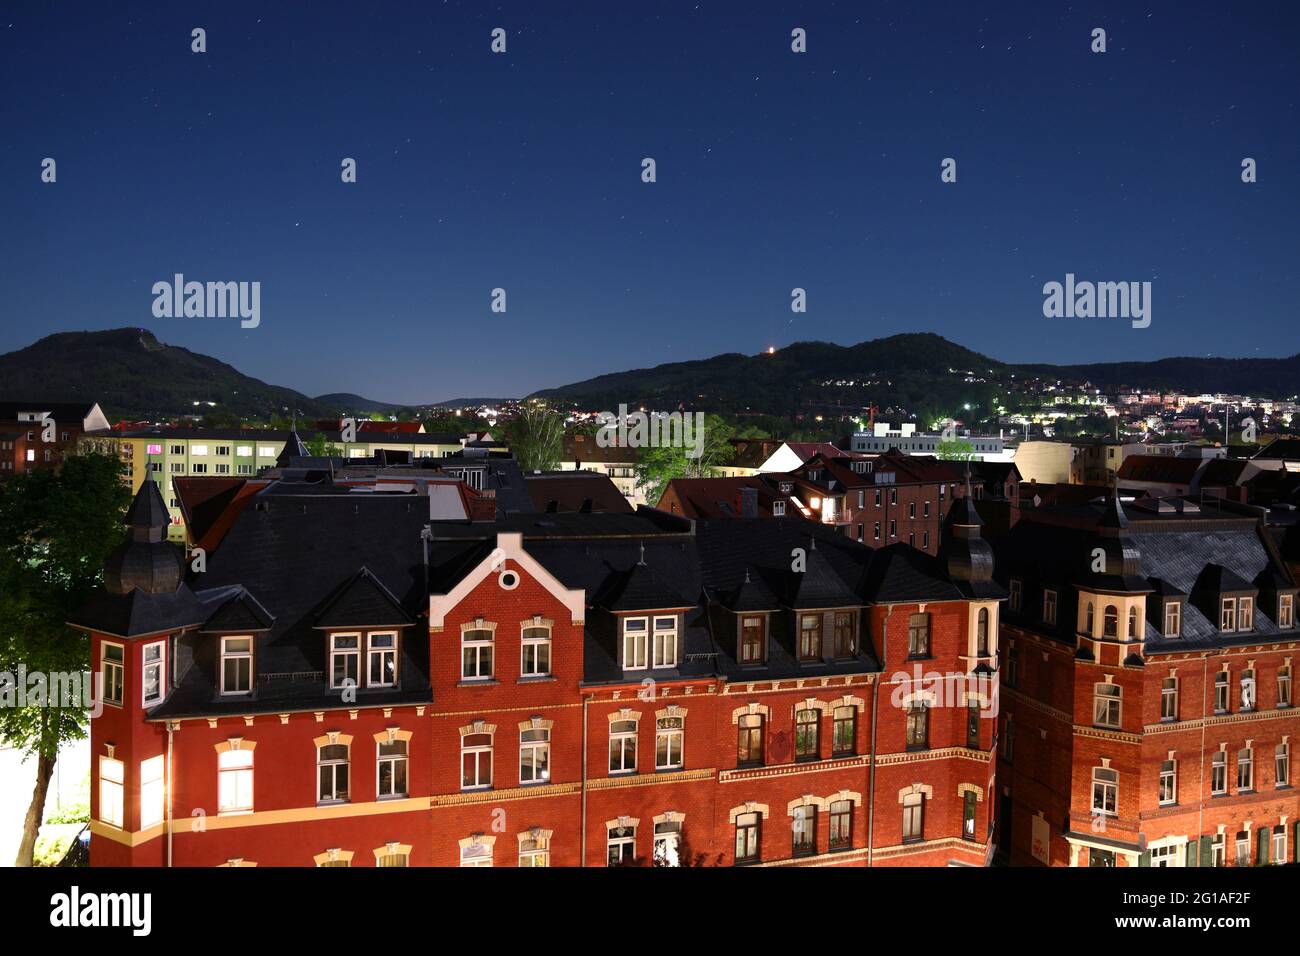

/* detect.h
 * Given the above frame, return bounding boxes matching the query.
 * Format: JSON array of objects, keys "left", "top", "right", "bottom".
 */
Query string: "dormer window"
[
  {"left": 368, "top": 633, "right": 398, "bottom": 687},
  {"left": 622, "top": 617, "right": 649, "bottom": 669},
  {"left": 330, "top": 634, "right": 360, "bottom": 688},
  {"left": 1163, "top": 601, "right": 1181, "bottom": 637},
  {"left": 1043, "top": 589, "right": 1057, "bottom": 626},
  {"left": 799, "top": 614, "right": 822, "bottom": 661},
  {"left": 1238, "top": 597, "right": 1254, "bottom": 632},
  {"left": 740, "top": 615, "right": 766, "bottom": 664},
  {"left": 1281, "top": 595, "right": 1295, "bottom": 629},
  {"left": 772, "top": 500, "right": 786, "bottom": 516},
  {"left": 1220, "top": 598, "right": 1236, "bottom": 632},
  {"left": 1009, "top": 580, "right": 1022, "bottom": 612},
  {"left": 652, "top": 616, "right": 679, "bottom": 668},
  {"left": 220, "top": 636, "right": 253, "bottom": 695}
]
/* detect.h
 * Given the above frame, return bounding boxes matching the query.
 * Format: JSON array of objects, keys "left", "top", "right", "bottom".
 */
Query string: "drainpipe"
[
  {"left": 166, "top": 720, "right": 176, "bottom": 867},
  {"left": 581, "top": 695, "right": 589, "bottom": 867},
  {"left": 868, "top": 604, "right": 896, "bottom": 866},
  {"left": 1196, "top": 653, "right": 1208, "bottom": 863}
]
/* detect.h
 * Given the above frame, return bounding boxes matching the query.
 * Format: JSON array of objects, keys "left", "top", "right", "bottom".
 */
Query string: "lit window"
[
  {"left": 799, "top": 614, "right": 822, "bottom": 660},
  {"left": 976, "top": 607, "right": 990, "bottom": 655},
  {"left": 833, "top": 611, "right": 856, "bottom": 657},
  {"left": 1220, "top": 598, "right": 1236, "bottom": 632},
  {"left": 1238, "top": 597, "right": 1254, "bottom": 632},
  {"left": 1241, "top": 669, "right": 1257, "bottom": 711},
  {"left": 376, "top": 845, "right": 409, "bottom": 867},
  {"left": 1103, "top": 605, "right": 1118, "bottom": 637},
  {"left": 99, "top": 756, "right": 125, "bottom": 827},
  {"left": 1280, "top": 594, "right": 1295, "bottom": 629},
  {"left": 906, "top": 702, "right": 929, "bottom": 749},
  {"left": 740, "top": 615, "right": 765, "bottom": 663},
  {"left": 218, "top": 748, "right": 254, "bottom": 813}
]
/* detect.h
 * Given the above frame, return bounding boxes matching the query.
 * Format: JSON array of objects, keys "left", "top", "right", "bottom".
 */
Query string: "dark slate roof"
[
  {"left": 524, "top": 472, "right": 633, "bottom": 514},
  {"left": 69, "top": 586, "right": 207, "bottom": 639},
  {"left": 0, "top": 401, "right": 100, "bottom": 422},
  {"left": 719, "top": 568, "right": 781, "bottom": 612},
  {"left": 313, "top": 566, "right": 415, "bottom": 628},
  {"left": 146, "top": 494, "right": 433, "bottom": 719},
  {"left": 597, "top": 557, "right": 696, "bottom": 612},
  {"left": 197, "top": 586, "right": 275, "bottom": 633},
  {"left": 996, "top": 499, "right": 1298, "bottom": 652},
  {"left": 864, "top": 543, "right": 966, "bottom": 604},
  {"left": 124, "top": 479, "right": 170, "bottom": 528},
  {"left": 787, "top": 542, "right": 865, "bottom": 608}
]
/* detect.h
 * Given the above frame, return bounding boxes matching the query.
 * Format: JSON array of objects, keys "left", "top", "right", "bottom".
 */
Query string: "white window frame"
[
  {"left": 519, "top": 835, "right": 550, "bottom": 867},
  {"left": 1280, "top": 594, "right": 1295, "bottom": 629},
  {"left": 1238, "top": 596, "right": 1254, "bottom": 631},
  {"left": 377, "top": 739, "right": 409, "bottom": 799},
  {"left": 609, "top": 719, "right": 638, "bottom": 774},
  {"left": 99, "top": 756, "right": 125, "bottom": 828},
  {"left": 655, "top": 716, "right": 684, "bottom": 770},
  {"left": 607, "top": 825, "right": 636, "bottom": 866},
  {"left": 101, "top": 641, "right": 124, "bottom": 707},
  {"left": 367, "top": 631, "right": 398, "bottom": 688},
  {"left": 1091, "top": 767, "right": 1118, "bottom": 816},
  {"left": 772, "top": 500, "right": 786, "bottom": 516},
  {"left": 521, "top": 624, "right": 552, "bottom": 677},
  {"left": 1238, "top": 747, "right": 1254, "bottom": 792},
  {"left": 219, "top": 635, "right": 253, "bottom": 695},
  {"left": 652, "top": 615, "right": 678, "bottom": 669},
  {"left": 622, "top": 617, "right": 648, "bottom": 670},
  {"left": 1276, "top": 742, "right": 1290, "bottom": 788},
  {"left": 1280, "top": 667, "right": 1293, "bottom": 708},
  {"left": 1160, "top": 677, "right": 1178, "bottom": 721},
  {"left": 1211, "top": 751, "right": 1228, "bottom": 795},
  {"left": 1093, "top": 682, "right": 1121, "bottom": 729},
  {"left": 1164, "top": 601, "right": 1181, "bottom": 637},
  {"left": 1043, "top": 589, "right": 1057, "bottom": 626},
  {"left": 460, "top": 842, "right": 493, "bottom": 867},
  {"left": 329, "top": 633, "right": 360, "bottom": 689},
  {"left": 461, "top": 626, "right": 495, "bottom": 681},
  {"left": 520, "top": 728, "right": 551, "bottom": 784},
  {"left": 1158, "top": 759, "right": 1177, "bottom": 806},
  {"left": 316, "top": 742, "right": 350, "bottom": 805},
  {"left": 1240, "top": 669, "right": 1256, "bottom": 711},
  {"left": 218, "top": 748, "right": 254, "bottom": 814},
  {"left": 1220, "top": 598, "right": 1236, "bottom": 632},
  {"left": 460, "top": 733, "right": 493, "bottom": 791}
]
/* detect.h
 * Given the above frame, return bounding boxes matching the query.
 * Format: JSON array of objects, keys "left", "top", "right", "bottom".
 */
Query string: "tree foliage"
[
  {"left": 634, "top": 414, "right": 734, "bottom": 505},
  {"left": 504, "top": 404, "right": 565, "bottom": 472}
]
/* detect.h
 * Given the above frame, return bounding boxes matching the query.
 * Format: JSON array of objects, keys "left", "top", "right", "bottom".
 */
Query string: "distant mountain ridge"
[
  {"left": 0, "top": 328, "right": 337, "bottom": 421},
  {"left": 532, "top": 333, "right": 1300, "bottom": 411}
]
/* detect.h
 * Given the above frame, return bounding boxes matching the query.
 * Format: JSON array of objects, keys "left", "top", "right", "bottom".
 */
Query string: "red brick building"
[
  {"left": 77, "top": 458, "right": 1006, "bottom": 867},
  {"left": 992, "top": 494, "right": 1300, "bottom": 866},
  {"left": 0, "top": 400, "right": 110, "bottom": 476}
]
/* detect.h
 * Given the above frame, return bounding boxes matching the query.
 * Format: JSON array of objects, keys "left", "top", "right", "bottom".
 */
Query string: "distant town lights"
[{"left": 766, "top": 346, "right": 776, "bottom": 355}]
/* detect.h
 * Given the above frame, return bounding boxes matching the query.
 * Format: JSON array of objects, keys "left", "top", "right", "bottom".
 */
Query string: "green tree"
[
  {"left": 304, "top": 432, "right": 342, "bottom": 457},
  {"left": 504, "top": 404, "right": 565, "bottom": 472},
  {"left": 634, "top": 413, "right": 734, "bottom": 505},
  {"left": 936, "top": 439, "right": 975, "bottom": 461},
  {"left": 0, "top": 453, "right": 130, "bottom": 866}
]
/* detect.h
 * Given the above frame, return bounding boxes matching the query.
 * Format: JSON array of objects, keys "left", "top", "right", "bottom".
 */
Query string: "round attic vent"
[{"left": 499, "top": 569, "right": 520, "bottom": 590}]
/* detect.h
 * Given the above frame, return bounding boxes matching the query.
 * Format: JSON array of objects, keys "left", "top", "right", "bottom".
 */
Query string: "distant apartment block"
[{"left": 851, "top": 424, "right": 1011, "bottom": 462}]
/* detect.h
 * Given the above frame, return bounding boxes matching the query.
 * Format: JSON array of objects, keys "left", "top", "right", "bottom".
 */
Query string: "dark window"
[
  {"left": 829, "top": 800, "right": 853, "bottom": 850},
  {"left": 833, "top": 611, "right": 857, "bottom": 657},
  {"left": 798, "top": 614, "right": 822, "bottom": 660},
  {"left": 906, "top": 703, "right": 929, "bottom": 750},
  {"left": 908, "top": 613, "right": 930, "bottom": 658},
  {"left": 795, "top": 709, "right": 820, "bottom": 760},
  {"left": 735, "top": 813, "right": 761, "bottom": 864},
  {"left": 792, "top": 806, "right": 816, "bottom": 857},
  {"left": 832, "top": 706, "right": 856, "bottom": 756},
  {"left": 737, "top": 714, "right": 764, "bottom": 766},
  {"left": 962, "top": 790, "right": 977, "bottom": 841},
  {"left": 740, "top": 616, "right": 765, "bottom": 663}
]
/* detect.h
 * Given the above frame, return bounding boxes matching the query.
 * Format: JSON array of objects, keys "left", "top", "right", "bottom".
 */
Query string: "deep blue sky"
[{"left": 1, "top": 1, "right": 1296, "bottom": 403}]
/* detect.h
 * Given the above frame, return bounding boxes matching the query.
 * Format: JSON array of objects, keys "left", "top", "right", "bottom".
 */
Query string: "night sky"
[{"left": 1, "top": 1, "right": 1296, "bottom": 404}]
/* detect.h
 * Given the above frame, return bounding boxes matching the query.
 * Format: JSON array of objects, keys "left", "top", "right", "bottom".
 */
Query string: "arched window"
[
  {"left": 461, "top": 733, "right": 493, "bottom": 790},
  {"left": 976, "top": 608, "right": 990, "bottom": 656},
  {"left": 906, "top": 702, "right": 929, "bottom": 749},
  {"left": 1103, "top": 605, "right": 1118, "bottom": 637},
  {"left": 794, "top": 709, "right": 820, "bottom": 759},
  {"left": 1127, "top": 606, "right": 1139, "bottom": 638},
  {"left": 1085, "top": 601, "right": 1095, "bottom": 634},
  {"left": 461, "top": 627, "right": 494, "bottom": 680},
  {"left": 609, "top": 719, "right": 638, "bottom": 773}
]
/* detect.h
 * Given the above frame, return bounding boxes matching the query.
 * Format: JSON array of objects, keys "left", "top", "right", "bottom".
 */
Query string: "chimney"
[{"left": 740, "top": 486, "right": 758, "bottom": 518}]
